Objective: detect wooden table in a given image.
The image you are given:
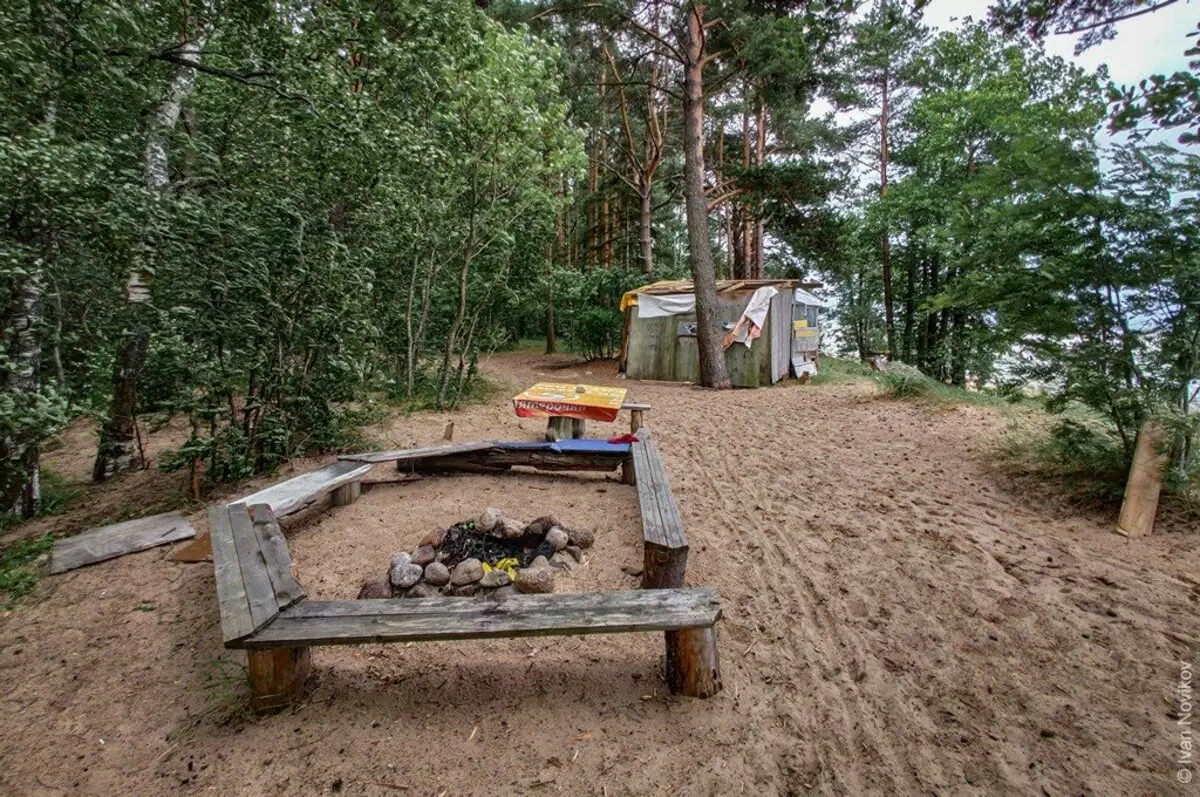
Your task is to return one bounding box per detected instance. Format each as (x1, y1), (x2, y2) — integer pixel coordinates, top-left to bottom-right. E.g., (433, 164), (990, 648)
(512, 382), (648, 441)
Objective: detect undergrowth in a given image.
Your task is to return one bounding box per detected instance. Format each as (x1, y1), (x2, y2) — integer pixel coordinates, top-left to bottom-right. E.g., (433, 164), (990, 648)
(996, 418), (1131, 502)
(0, 533), (52, 609)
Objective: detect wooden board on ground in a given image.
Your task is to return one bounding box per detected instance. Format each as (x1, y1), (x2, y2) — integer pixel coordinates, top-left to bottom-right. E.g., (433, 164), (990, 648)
(168, 533), (212, 562)
(51, 511), (195, 574)
(232, 460), (373, 518)
(232, 587), (722, 649)
(338, 440), (495, 464)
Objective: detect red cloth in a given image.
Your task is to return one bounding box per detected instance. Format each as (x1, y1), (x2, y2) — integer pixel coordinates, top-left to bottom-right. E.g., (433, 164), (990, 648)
(607, 434), (640, 444)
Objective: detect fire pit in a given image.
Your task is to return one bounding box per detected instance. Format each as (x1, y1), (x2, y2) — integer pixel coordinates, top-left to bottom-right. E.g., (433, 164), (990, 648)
(357, 509), (595, 600)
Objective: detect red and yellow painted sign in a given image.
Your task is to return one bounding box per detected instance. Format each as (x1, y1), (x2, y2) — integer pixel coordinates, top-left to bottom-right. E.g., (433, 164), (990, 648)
(512, 383), (628, 423)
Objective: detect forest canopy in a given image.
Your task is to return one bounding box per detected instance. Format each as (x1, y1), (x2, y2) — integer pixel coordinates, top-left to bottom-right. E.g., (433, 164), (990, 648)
(1, 0), (1197, 516)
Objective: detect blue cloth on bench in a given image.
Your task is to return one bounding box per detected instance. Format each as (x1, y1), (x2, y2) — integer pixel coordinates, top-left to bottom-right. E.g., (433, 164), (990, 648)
(494, 440), (631, 454)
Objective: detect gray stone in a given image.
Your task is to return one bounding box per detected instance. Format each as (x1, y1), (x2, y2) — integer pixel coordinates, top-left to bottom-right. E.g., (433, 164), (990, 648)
(477, 507), (503, 533)
(513, 567), (555, 594)
(411, 544), (437, 566)
(525, 515), (560, 538)
(491, 585), (518, 599)
(357, 579), (390, 599)
(565, 545), (583, 563)
(445, 583), (479, 597)
(530, 555), (550, 570)
(420, 528), (446, 547)
(499, 517), (527, 540)
(390, 561), (423, 589)
(479, 570), (511, 588)
(389, 552), (412, 571)
(549, 552), (573, 572)
(423, 561), (451, 587)
(404, 583), (434, 599)
(566, 526), (595, 549)
(450, 557), (484, 586)
(545, 527), (569, 552)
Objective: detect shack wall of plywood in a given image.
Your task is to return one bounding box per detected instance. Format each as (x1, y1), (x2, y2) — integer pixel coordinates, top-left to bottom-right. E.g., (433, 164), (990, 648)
(769, 290), (792, 383)
(626, 311), (677, 381)
(625, 291), (782, 387)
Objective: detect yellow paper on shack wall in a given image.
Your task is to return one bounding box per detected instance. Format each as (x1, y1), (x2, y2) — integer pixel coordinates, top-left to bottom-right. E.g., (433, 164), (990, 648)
(512, 383), (628, 423)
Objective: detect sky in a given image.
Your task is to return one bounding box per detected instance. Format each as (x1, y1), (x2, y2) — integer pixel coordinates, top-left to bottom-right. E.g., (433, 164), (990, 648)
(922, 0), (1197, 89)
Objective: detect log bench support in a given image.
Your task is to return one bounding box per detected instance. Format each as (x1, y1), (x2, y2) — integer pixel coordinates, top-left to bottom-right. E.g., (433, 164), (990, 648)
(331, 480), (361, 506)
(248, 646), (311, 713)
(631, 427), (722, 698)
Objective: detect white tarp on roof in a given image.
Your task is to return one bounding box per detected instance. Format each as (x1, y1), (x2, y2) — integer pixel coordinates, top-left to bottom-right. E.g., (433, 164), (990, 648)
(636, 292), (696, 318)
(793, 287), (827, 307)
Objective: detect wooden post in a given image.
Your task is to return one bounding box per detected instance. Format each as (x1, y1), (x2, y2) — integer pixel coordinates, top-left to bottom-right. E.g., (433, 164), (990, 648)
(443, 421), (454, 441)
(640, 543), (719, 698)
(331, 480), (361, 507)
(248, 646), (311, 714)
(665, 626), (722, 698)
(621, 457), (636, 486)
(570, 418), (587, 439)
(1117, 420), (1169, 538)
(630, 409), (643, 434)
(545, 417), (573, 442)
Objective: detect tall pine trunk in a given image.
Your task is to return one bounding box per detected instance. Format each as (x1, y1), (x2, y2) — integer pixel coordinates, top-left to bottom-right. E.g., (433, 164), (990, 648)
(683, 3), (729, 389)
(880, 63), (896, 361)
(638, 184), (654, 276)
(93, 28), (209, 482)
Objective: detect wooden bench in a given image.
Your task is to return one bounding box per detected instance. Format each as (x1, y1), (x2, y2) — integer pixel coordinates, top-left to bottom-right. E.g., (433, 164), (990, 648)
(210, 434), (722, 713)
(625, 427), (718, 695)
(232, 460), (372, 517)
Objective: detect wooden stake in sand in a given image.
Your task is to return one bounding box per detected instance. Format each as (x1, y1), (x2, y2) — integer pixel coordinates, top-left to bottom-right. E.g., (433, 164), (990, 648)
(1117, 420), (1169, 538)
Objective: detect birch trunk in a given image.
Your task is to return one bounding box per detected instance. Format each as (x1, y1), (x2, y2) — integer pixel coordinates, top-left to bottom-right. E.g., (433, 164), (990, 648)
(682, 3), (730, 389)
(93, 29), (209, 482)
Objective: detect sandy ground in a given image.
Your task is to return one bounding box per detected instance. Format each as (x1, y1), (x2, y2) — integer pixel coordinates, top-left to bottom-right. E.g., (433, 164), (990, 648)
(1, 351), (1197, 796)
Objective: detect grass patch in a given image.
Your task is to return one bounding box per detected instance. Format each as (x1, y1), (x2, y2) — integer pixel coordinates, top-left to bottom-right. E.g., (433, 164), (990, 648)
(876, 367), (1013, 410)
(0, 533), (52, 609)
(808, 357), (876, 385)
(996, 418), (1131, 502)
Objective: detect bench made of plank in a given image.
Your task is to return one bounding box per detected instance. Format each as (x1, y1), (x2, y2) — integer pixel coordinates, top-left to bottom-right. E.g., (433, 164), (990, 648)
(228, 588), (721, 712)
(231, 460), (373, 518)
(210, 503), (305, 644)
(231, 587), (720, 648)
(630, 427), (689, 589)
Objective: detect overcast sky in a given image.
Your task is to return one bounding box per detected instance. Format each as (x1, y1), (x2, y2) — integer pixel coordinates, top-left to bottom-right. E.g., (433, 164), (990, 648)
(922, 0), (1197, 87)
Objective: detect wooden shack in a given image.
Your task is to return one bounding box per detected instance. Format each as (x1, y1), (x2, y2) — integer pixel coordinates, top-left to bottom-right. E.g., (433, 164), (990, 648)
(619, 279), (820, 388)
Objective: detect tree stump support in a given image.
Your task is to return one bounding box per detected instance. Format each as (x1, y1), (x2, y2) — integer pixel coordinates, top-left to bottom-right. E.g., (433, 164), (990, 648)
(630, 408), (644, 433)
(248, 646), (311, 714)
(641, 544), (719, 697)
(331, 480), (361, 507)
(545, 416), (586, 441)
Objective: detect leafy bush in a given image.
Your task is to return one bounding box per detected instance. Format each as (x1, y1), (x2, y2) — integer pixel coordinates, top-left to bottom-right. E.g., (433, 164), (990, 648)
(998, 419), (1131, 501)
(0, 533), (51, 608)
(551, 267), (646, 360)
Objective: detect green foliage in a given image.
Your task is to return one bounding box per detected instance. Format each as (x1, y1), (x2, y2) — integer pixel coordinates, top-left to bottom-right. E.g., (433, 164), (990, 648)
(0, 533), (51, 608)
(998, 419), (1132, 501)
(552, 267), (647, 360)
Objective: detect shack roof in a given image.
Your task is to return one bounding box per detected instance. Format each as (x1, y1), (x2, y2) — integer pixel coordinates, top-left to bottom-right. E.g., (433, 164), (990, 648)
(619, 278), (823, 313)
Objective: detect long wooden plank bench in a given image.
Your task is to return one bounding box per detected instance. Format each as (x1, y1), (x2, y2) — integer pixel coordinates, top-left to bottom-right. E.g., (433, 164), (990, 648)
(232, 460), (373, 518)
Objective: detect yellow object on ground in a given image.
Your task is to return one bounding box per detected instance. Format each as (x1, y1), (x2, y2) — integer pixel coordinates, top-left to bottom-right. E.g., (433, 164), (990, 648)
(513, 382), (628, 423)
